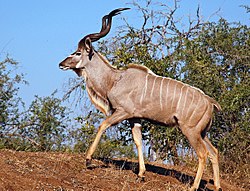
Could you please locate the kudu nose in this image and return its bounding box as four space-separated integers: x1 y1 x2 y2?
59 61 70 70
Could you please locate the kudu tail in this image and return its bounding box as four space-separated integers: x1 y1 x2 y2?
212 99 222 112
209 97 222 112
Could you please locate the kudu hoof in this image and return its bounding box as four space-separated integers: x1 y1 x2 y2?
86 159 95 169
136 175 145 182
189 186 197 191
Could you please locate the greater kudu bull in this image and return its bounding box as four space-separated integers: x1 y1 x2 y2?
59 8 222 191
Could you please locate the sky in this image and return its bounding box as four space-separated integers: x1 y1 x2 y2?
0 0 249 108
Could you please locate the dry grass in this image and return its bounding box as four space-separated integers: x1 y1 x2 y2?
0 149 247 191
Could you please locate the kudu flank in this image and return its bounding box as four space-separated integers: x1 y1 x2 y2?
59 8 222 191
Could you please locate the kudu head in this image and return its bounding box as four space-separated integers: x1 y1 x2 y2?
59 8 129 74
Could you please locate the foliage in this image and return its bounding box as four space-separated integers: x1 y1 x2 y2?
18 93 71 151
97 0 250 169
0 57 26 149
181 20 250 165
0 57 70 151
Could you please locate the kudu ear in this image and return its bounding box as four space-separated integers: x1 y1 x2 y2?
84 37 94 60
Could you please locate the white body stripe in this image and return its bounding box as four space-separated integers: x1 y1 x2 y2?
170 82 177 112
159 78 165 110
176 85 184 111
185 88 194 120
181 88 188 118
188 91 201 123
165 78 171 107
150 76 157 98
140 74 149 105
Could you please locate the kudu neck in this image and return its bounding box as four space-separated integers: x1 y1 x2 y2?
86 51 116 73
84 51 119 95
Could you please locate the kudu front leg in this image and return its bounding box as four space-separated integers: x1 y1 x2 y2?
86 110 130 168
130 120 146 180
85 119 110 168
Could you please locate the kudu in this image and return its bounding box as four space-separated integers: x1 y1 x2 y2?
59 8 222 191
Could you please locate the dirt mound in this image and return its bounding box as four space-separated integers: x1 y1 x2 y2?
0 149 244 191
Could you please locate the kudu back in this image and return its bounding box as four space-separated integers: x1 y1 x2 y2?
59 8 222 191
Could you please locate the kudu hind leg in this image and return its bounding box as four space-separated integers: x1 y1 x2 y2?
130 120 146 179
182 127 208 191
203 137 221 190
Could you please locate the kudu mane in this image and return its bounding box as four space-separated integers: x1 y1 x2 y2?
97 52 154 73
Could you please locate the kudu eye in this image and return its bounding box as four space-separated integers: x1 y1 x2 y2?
75 52 81 56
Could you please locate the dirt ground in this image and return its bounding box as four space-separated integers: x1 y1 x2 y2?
0 149 246 191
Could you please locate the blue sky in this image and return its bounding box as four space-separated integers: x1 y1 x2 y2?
0 0 249 107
